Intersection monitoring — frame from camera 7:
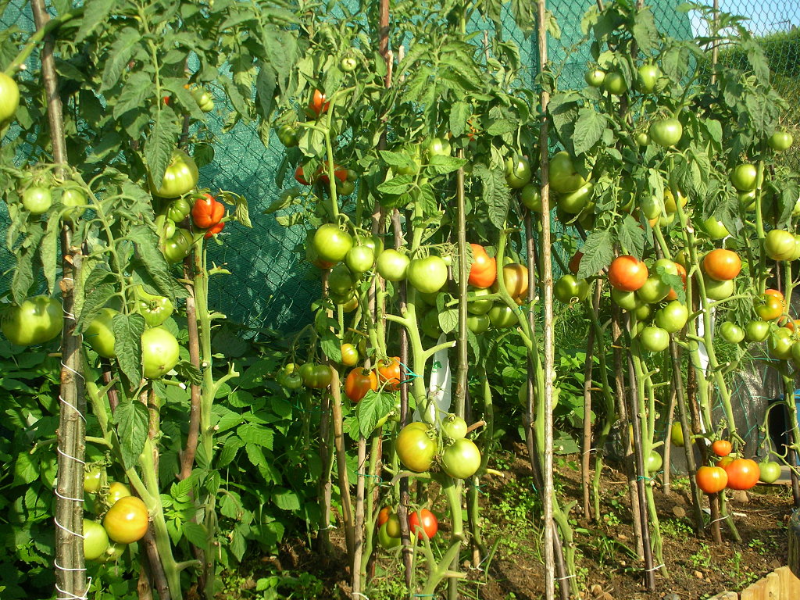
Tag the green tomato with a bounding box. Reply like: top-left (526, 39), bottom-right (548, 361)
top-left (421, 310), bottom-right (442, 339)
top-left (467, 313), bottom-right (490, 334)
top-left (730, 164), bottom-right (757, 192)
top-left (767, 131), bottom-right (793, 152)
top-left (376, 250), bottom-right (409, 282)
top-left (636, 64), bottom-right (660, 93)
top-left (520, 183), bottom-right (542, 212)
top-left (557, 182), bottom-right (593, 215)
top-left (719, 322), bottom-right (745, 344)
top-left (141, 326), bottom-right (180, 379)
top-left (441, 414), bottom-right (468, 440)
top-left (313, 224), bottom-right (353, 264)
top-left (60, 188), bottom-right (87, 222)
top-left (328, 264), bottom-right (356, 296)
top-left (378, 522), bottom-right (401, 549)
top-left (704, 277), bottom-right (734, 301)
top-left (649, 118), bottom-right (683, 147)
top-left (85, 308), bottom-right (118, 358)
top-left (611, 288), bottom-right (644, 311)
top-left (345, 245), bottom-right (375, 274)
top-left (768, 328), bottom-right (794, 361)
top-left (646, 451), bottom-right (663, 473)
top-left (192, 88), bottom-right (214, 112)
top-left (759, 460), bottom-right (782, 483)
top-left (636, 275), bottom-right (670, 305)
top-left (765, 229), bottom-right (796, 261)
top-left (425, 137), bottom-right (451, 159)
top-left (635, 132), bottom-right (650, 146)
top-left (161, 229), bottom-right (193, 263)
top-left (148, 150), bottom-right (199, 198)
top-left (639, 326), bottom-right (670, 352)
top-left (584, 68), bottom-right (606, 87)
top-left (549, 152), bottom-right (588, 194)
top-left (639, 195), bottom-right (664, 220)
top-left (277, 124), bottom-right (299, 147)
top-left (554, 274), bottom-right (590, 304)
top-left (2, 296), bottom-right (63, 346)
top-left (441, 438), bottom-right (481, 479)
top-left (488, 305), bottom-right (517, 329)
top-left (0, 72), bottom-right (20, 123)
top-left (467, 287), bottom-right (494, 315)
top-left (167, 198), bottom-right (192, 222)
top-left (603, 71), bottom-right (627, 95)
top-left (745, 320), bottom-right (770, 342)
top-left (701, 217), bottom-right (730, 240)
top-left (134, 286), bottom-right (174, 327)
top-left (83, 519), bottom-right (110, 562)
top-left (654, 301), bottom-right (688, 333)
top-left (407, 256), bottom-right (449, 294)
top-left (22, 186), bottom-right (53, 215)
top-left (504, 155), bottom-right (532, 189)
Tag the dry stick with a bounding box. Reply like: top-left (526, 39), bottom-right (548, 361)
top-left (611, 306), bottom-right (644, 557)
top-left (352, 436), bottom-right (367, 594)
top-left (317, 389), bottom-right (333, 556)
top-left (330, 370), bottom-right (355, 557)
top-left (669, 339), bottom-right (705, 534)
top-left (581, 305), bottom-right (597, 520)
top-left (626, 352), bottom-right (656, 591)
top-left (30, 4), bottom-right (85, 599)
top-left (180, 261), bottom-right (202, 481)
top-left (535, 1), bottom-right (556, 598)
top-left (663, 385), bottom-right (677, 495)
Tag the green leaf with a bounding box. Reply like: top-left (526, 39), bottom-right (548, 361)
top-left (356, 391), bottom-right (395, 438)
top-left (144, 110), bottom-right (181, 191)
top-left (11, 225), bottom-right (45, 305)
top-left (448, 101), bottom-right (471, 138)
top-left (41, 215), bottom-right (61, 296)
top-left (320, 333), bottom-right (342, 363)
top-left (76, 0), bottom-right (115, 42)
top-left (217, 437), bottom-right (244, 468)
top-left (427, 155), bottom-right (468, 175)
top-left (112, 312), bottom-right (146, 385)
top-left (476, 164), bottom-right (511, 229)
top-left (618, 215), bottom-right (645, 259)
top-left (572, 108), bottom-right (606, 156)
top-left (377, 175), bottom-right (414, 195)
top-left (577, 229), bottom-right (614, 279)
top-left (237, 423), bottom-right (274, 450)
top-left (113, 72), bottom-right (152, 120)
top-left (77, 281), bottom-right (115, 330)
top-left (101, 27), bottom-right (142, 90)
top-left (273, 488), bottom-right (301, 512)
top-left (632, 7), bottom-right (658, 53)
top-left (115, 399), bottom-right (149, 469)
top-left (182, 522), bottom-right (208, 548)
top-left (128, 224), bottom-right (178, 301)
top-left (438, 309), bottom-right (459, 334)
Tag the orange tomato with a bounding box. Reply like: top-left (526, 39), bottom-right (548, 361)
top-left (468, 244), bottom-right (497, 288)
top-left (344, 368), bottom-right (378, 403)
top-left (608, 255), bottom-right (648, 292)
top-left (703, 249), bottom-right (741, 281)
top-left (696, 466), bottom-right (728, 494)
top-left (711, 439), bottom-right (732, 457)
top-left (377, 356), bottom-right (402, 391)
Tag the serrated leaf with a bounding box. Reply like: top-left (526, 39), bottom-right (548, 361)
top-left (11, 225), bottom-right (45, 305)
top-left (76, 0), bottom-right (115, 43)
top-left (128, 224), bottom-right (178, 300)
top-left (40, 215), bottom-right (60, 296)
top-left (618, 215), bottom-right (645, 259)
top-left (377, 175), bottom-right (413, 195)
top-left (632, 7), bottom-right (658, 53)
top-left (237, 423), bottom-right (274, 449)
top-left (572, 108), bottom-right (606, 156)
top-left (320, 333), bottom-right (342, 363)
top-left (115, 399), bottom-right (149, 469)
top-left (356, 391), bottom-right (395, 438)
top-left (577, 229), bottom-right (614, 279)
top-left (427, 155), bottom-right (468, 175)
top-left (112, 313), bottom-right (146, 385)
top-left (449, 101), bottom-right (471, 137)
top-left (144, 111), bottom-right (181, 190)
top-left (273, 488), bottom-right (301, 512)
top-left (182, 522), bottom-right (208, 548)
top-left (101, 27), bottom-right (142, 90)
top-left (475, 164), bottom-right (511, 229)
top-left (113, 72), bottom-right (152, 120)
top-left (78, 283), bottom-right (116, 332)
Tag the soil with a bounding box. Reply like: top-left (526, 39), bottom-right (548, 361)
top-left (221, 442), bottom-right (795, 600)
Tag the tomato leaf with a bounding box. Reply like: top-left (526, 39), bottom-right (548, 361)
top-left (145, 111), bottom-right (181, 192)
top-left (617, 215), bottom-right (644, 259)
top-left (11, 225), bottom-right (44, 305)
top-left (475, 164), bottom-right (511, 230)
top-left (182, 522), bottom-right (209, 549)
top-left (356, 391), bottom-right (395, 438)
top-left (438, 309), bottom-right (459, 334)
top-left (114, 398), bottom-right (149, 470)
top-left (427, 155), bottom-right (468, 175)
top-left (100, 27), bottom-right (142, 91)
top-left (377, 175), bottom-right (413, 195)
top-left (632, 8), bottom-right (658, 53)
top-left (128, 224), bottom-right (180, 301)
top-left (319, 333), bottom-right (342, 363)
top-left (448, 101), bottom-right (471, 138)
top-left (572, 107), bottom-right (607, 156)
top-left (77, 282), bottom-right (115, 332)
top-left (577, 229), bottom-right (613, 280)
top-left (112, 312), bottom-right (146, 386)
top-left (76, 0), bottom-right (115, 43)
top-left (113, 72), bottom-right (153, 120)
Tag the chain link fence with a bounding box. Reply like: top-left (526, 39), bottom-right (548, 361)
top-left (0, 1), bottom-right (798, 338)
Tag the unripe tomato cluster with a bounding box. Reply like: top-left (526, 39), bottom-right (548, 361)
top-left (82, 474), bottom-right (149, 562)
top-left (395, 415), bottom-right (481, 480)
top-left (376, 506), bottom-right (439, 548)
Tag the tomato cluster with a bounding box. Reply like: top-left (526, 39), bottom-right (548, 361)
top-left (81, 476), bottom-right (148, 563)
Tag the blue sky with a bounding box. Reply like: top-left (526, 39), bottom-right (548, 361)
top-left (690, 0), bottom-right (800, 37)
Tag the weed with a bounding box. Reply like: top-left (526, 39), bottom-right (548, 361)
top-left (689, 542), bottom-right (712, 570)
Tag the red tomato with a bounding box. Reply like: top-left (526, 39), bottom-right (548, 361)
top-left (703, 249), bottom-right (741, 281)
top-left (344, 368), bottom-right (378, 403)
top-left (468, 244), bottom-right (497, 288)
top-left (377, 507), bottom-right (392, 528)
top-left (377, 357), bottom-right (402, 391)
top-left (711, 440), bottom-right (732, 457)
top-left (309, 89), bottom-right (330, 117)
top-left (696, 466), bottom-right (728, 494)
top-left (204, 221), bottom-right (225, 238)
top-left (408, 508), bottom-right (438, 540)
top-left (191, 193), bottom-right (225, 229)
top-left (608, 256), bottom-right (648, 292)
top-left (723, 458), bottom-right (760, 490)
top-left (568, 251), bottom-right (583, 275)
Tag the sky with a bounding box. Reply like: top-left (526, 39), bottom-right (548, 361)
top-left (690, 0), bottom-right (800, 38)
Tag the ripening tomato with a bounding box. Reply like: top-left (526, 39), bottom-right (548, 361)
top-left (568, 251), bottom-right (583, 275)
top-left (441, 438), bottom-right (481, 479)
top-left (378, 356), bottom-right (402, 391)
top-left (308, 89), bottom-right (330, 117)
top-left (494, 263), bottom-right (528, 299)
top-left (608, 256), bottom-right (648, 292)
top-left (754, 292), bottom-right (784, 321)
top-left (468, 244), bottom-right (497, 289)
top-left (765, 229), bottom-right (797, 261)
top-left (396, 422), bottom-right (437, 472)
top-left (408, 508), bottom-right (438, 540)
top-left (340, 343), bottom-right (359, 367)
top-left (696, 466), bottom-right (728, 494)
top-left (344, 368), bottom-right (378, 403)
top-left (148, 150), bottom-right (199, 198)
top-left (711, 440), bottom-right (732, 457)
top-left (103, 496), bottom-right (149, 544)
top-left (408, 256), bottom-right (449, 294)
top-left (723, 458), bottom-right (760, 490)
top-left (191, 193), bottom-right (225, 229)
top-left (703, 249), bottom-right (741, 281)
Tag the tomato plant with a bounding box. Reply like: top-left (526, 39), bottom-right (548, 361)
top-left (754, 292), bottom-right (784, 321)
top-left (84, 466), bottom-right (104, 494)
top-left (696, 466), bottom-right (728, 494)
top-left (745, 320), bottom-right (770, 342)
top-left (720, 322), bottom-right (745, 344)
top-left (141, 326), bottom-right (181, 379)
top-left (1, 296), bottom-right (63, 346)
top-left (654, 301), bottom-right (688, 333)
top-left (149, 150), bottom-right (199, 198)
top-left (408, 508), bottom-right (438, 540)
top-left (636, 64), bottom-right (660, 93)
top-left (344, 368), bottom-right (378, 403)
top-left (103, 496), bottom-right (149, 544)
top-left (764, 229), bottom-right (796, 261)
top-left (441, 414), bottom-right (467, 440)
top-left (603, 71), bottom-right (627, 95)
top-left (396, 422), bottom-right (437, 472)
top-left (504, 155), bottom-right (532, 189)
top-left (608, 255), bottom-right (648, 292)
top-left (639, 326), bottom-right (670, 352)
top-left (554, 274), bottom-right (590, 303)
top-left (496, 263), bottom-right (528, 299)
top-left (0, 72), bottom-right (20, 123)
top-left (308, 89), bottom-right (329, 117)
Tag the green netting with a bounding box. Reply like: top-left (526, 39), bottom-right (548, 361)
top-left (0, 0), bottom-right (798, 336)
